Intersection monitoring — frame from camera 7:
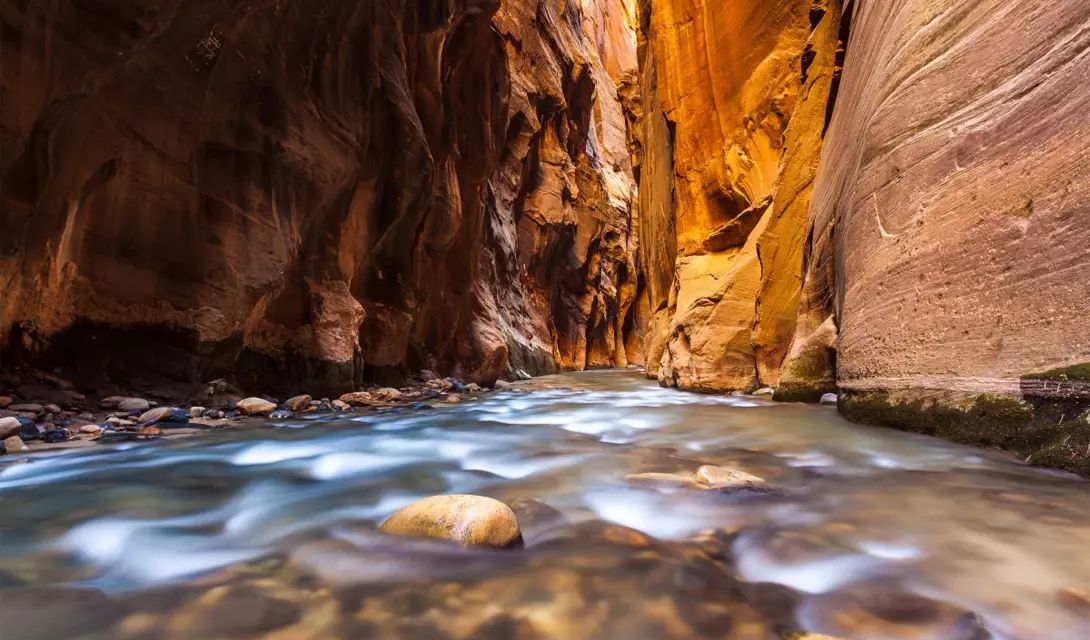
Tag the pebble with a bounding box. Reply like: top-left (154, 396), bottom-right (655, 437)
top-left (237, 398), bottom-right (277, 415)
top-left (820, 393), bottom-right (839, 405)
top-left (0, 417), bottom-right (20, 439)
top-left (4, 436), bottom-right (28, 452)
top-left (338, 392), bottom-right (373, 407)
top-left (285, 395), bottom-right (312, 412)
top-left (189, 406), bottom-right (207, 418)
top-left (0, 396), bottom-right (11, 408)
top-left (80, 425), bottom-right (104, 435)
top-left (380, 495), bottom-right (523, 549)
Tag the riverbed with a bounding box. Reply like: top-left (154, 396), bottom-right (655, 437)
top-left (0, 370), bottom-right (1088, 639)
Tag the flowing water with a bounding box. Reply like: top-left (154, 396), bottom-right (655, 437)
top-left (1, 370), bottom-right (1089, 640)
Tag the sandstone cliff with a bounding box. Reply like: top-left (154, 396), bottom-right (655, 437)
top-left (634, 0), bottom-right (846, 392)
top-left (0, 0), bottom-right (640, 396)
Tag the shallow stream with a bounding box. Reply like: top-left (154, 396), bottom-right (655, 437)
top-left (1, 370), bottom-right (1088, 639)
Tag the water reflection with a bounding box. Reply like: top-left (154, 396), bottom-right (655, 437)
top-left (0, 370), bottom-right (1088, 639)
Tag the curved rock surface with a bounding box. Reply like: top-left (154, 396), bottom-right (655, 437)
top-left (0, 0), bottom-right (640, 396)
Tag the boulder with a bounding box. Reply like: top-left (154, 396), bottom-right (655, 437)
top-left (138, 407), bottom-right (173, 424)
top-left (285, 395), bottom-right (312, 412)
top-left (237, 398), bottom-right (277, 415)
top-left (372, 388), bottom-right (402, 402)
top-left (116, 398), bottom-right (150, 413)
top-left (380, 495), bottom-right (523, 549)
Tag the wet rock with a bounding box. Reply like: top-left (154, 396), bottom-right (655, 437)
top-left (373, 387), bottom-right (402, 402)
top-left (141, 426), bottom-right (162, 435)
top-left (509, 498), bottom-right (569, 542)
top-left (19, 420), bottom-right (44, 441)
top-left (285, 394), bottom-right (312, 411)
top-left (317, 400), bottom-right (333, 413)
top-left (428, 378), bottom-right (454, 392)
top-left (80, 424), bottom-right (104, 435)
top-left (41, 429), bottom-right (69, 443)
top-left (445, 377), bottom-right (468, 392)
top-left (269, 410), bottom-right (292, 419)
top-left (0, 396), bottom-right (11, 408)
top-left (467, 383), bottom-right (482, 393)
top-left (820, 393), bottom-right (838, 405)
top-left (237, 398), bottom-right (277, 415)
top-left (627, 465), bottom-right (769, 493)
top-left (332, 399), bottom-right (349, 411)
top-left (753, 388), bottom-right (775, 396)
top-left (494, 380), bottom-right (513, 390)
top-left (380, 495), bottom-right (524, 549)
top-left (0, 417), bottom-right (20, 439)
top-left (339, 392), bottom-right (373, 407)
top-left (3, 435), bottom-right (27, 452)
top-left (798, 584), bottom-right (986, 640)
top-left (10, 403), bottom-right (43, 414)
top-left (0, 586), bottom-right (128, 640)
top-left (188, 586), bottom-right (302, 636)
top-left (138, 407), bottom-right (173, 424)
top-left (443, 394), bottom-right (463, 403)
top-left (202, 409), bottom-right (225, 420)
top-left (189, 406), bottom-right (206, 418)
top-left (117, 397), bottom-right (151, 413)
top-left (419, 369), bottom-right (440, 382)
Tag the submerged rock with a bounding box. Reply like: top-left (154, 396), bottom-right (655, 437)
top-left (627, 465), bottom-right (769, 493)
top-left (0, 586), bottom-right (128, 640)
top-left (380, 495), bottom-right (523, 549)
top-left (237, 398), bottom-right (277, 415)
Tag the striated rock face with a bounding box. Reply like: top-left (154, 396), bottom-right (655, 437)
top-left (805, 0), bottom-right (1090, 470)
top-left (0, 0), bottom-right (639, 395)
top-left (634, 0), bottom-right (846, 392)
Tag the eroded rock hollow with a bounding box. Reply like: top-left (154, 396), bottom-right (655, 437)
top-left (1, 0), bottom-right (642, 396)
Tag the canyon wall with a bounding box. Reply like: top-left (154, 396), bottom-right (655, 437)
top-left (810, 0), bottom-right (1090, 471)
top-left (635, 0), bottom-right (846, 392)
top-left (0, 0), bottom-right (640, 396)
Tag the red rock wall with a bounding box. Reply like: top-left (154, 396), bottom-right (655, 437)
top-left (0, 0), bottom-right (639, 395)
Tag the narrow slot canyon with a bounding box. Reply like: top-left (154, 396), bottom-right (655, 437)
top-left (2, 0), bottom-right (1090, 638)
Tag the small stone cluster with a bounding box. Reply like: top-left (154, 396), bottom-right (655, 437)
top-left (0, 370), bottom-right (492, 456)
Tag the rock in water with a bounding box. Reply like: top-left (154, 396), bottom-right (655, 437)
top-left (627, 465), bottom-right (769, 493)
top-left (0, 417), bottom-right (20, 439)
top-left (138, 407), bottom-right (173, 424)
top-left (237, 398), bottom-right (277, 415)
top-left (285, 395), bottom-right (312, 411)
top-left (3, 436), bottom-right (28, 452)
top-left (41, 429), bottom-right (69, 443)
top-left (189, 406), bottom-right (207, 418)
top-left (373, 388), bottom-right (402, 402)
top-left (79, 424), bottom-right (104, 435)
top-left (820, 393), bottom-right (838, 405)
top-left (338, 392), bottom-right (373, 407)
top-left (380, 495), bottom-right (523, 549)
top-left (19, 420), bottom-right (43, 441)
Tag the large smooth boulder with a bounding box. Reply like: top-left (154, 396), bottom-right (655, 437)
top-left (380, 495), bottom-right (523, 549)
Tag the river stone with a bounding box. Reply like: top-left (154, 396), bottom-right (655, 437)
top-left (0, 417), bottom-right (20, 439)
top-left (339, 392), bottom-right (373, 407)
top-left (117, 397), bottom-right (150, 413)
top-left (42, 403), bottom-right (62, 415)
top-left (820, 393), bottom-right (838, 405)
top-left (627, 465), bottom-right (768, 492)
top-left (4, 436), bottom-right (28, 452)
top-left (466, 383), bottom-right (481, 393)
top-left (189, 406), bottom-right (207, 418)
top-left (9, 403), bottom-right (43, 414)
top-left (373, 387), bottom-right (402, 401)
top-left (188, 586), bottom-right (302, 636)
top-left (41, 429), bottom-right (69, 443)
top-left (138, 407), bottom-right (173, 424)
top-left (237, 397), bottom-right (277, 415)
top-left (380, 495), bottom-right (523, 549)
top-left (0, 396), bottom-right (11, 408)
top-left (285, 394), bottom-right (312, 411)
top-left (419, 369), bottom-right (440, 382)
top-left (753, 387), bottom-right (775, 396)
top-left (332, 399), bottom-right (349, 410)
top-left (80, 424), bottom-right (104, 435)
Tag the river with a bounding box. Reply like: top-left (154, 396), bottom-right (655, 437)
top-left (0, 370), bottom-right (1088, 639)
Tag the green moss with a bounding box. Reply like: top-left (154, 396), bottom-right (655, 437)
top-left (1023, 362), bottom-right (1090, 382)
top-left (841, 389), bottom-right (1090, 476)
